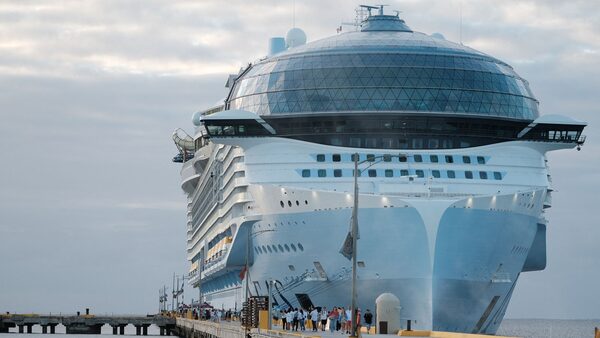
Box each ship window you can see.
[351,154,360,162]
[430,155,439,163]
[477,156,486,164]
[334,169,342,177]
[416,170,424,178]
[288,200,292,207]
[284,244,290,252]
[302,169,310,177]
[254,247,259,254]
[493,172,502,180]
[316,154,325,162]
[298,243,304,251]
[462,156,471,164]
[365,138,377,148]
[305,200,308,205]
[262,245,267,252]
[290,243,297,252]
[368,169,377,177]
[349,137,361,147]
[318,169,326,177]
[332,154,341,162]
[447,170,456,178]
[479,171,488,179]
[267,246,273,253]
[399,155,407,162]
[445,155,454,163]
[296,200,299,206]
[288,265,295,271]
[367,154,375,162]
[400,169,409,176]
[385,169,393,177]
[383,154,392,162]
[414,155,423,162]
[278,244,284,252]
[280,201,284,208]
[465,171,473,179]
[432,170,441,178]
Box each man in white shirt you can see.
[310,308,319,332]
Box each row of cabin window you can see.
[315,153,486,165]
[301,169,502,180]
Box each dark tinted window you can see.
[463,156,471,164]
[432,170,441,178]
[414,155,423,162]
[334,169,342,177]
[400,169,409,176]
[318,169,326,177]
[351,154,360,162]
[383,154,392,162]
[430,155,438,163]
[447,170,456,178]
[316,154,325,162]
[302,169,311,177]
[445,155,454,163]
[367,154,375,162]
[399,155,407,162]
[465,171,473,179]
[416,170,424,178]
[479,171,488,179]
[368,169,377,177]
[477,156,486,164]
[332,154,341,162]
[385,169,393,177]
[493,171,502,180]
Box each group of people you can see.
[274,306,374,334]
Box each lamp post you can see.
[349,153,410,338]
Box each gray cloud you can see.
[0,0,598,318]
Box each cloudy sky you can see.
[0,0,598,319]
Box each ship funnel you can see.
[268,37,286,56]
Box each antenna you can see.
[459,2,463,45]
[293,0,296,27]
[359,5,378,16]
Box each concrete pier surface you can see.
[0,314,175,335]
[174,318,520,338]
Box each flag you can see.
[339,231,353,260]
[239,266,247,280]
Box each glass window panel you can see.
[416,170,424,178]
[316,154,325,162]
[430,155,439,163]
[462,156,471,164]
[332,154,341,162]
[318,169,326,177]
[479,171,488,179]
[493,171,502,180]
[432,170,441,178]
[334,169,342,177]
[302,169,310,178]
[465,171,473,179]
[477,156,486,164]
[368,169,377,177]
[401,169,409,176]
[445,155,454,163]
[447,170,456,178]
[385,169,394,177]
[414,154,423,162]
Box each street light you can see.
[349,152,410,338]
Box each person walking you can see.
[299,309,306,331]
[363,309,373,334]
[310,307,319,332]
[320,307,328,331]
[328,307,338,333]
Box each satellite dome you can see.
[285,28,307,48]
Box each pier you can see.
[0,314,175,335]
[172,318,520,338]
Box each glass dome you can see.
[227,14,539,121]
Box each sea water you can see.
[1,319,599,337]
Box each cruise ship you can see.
[173,7,586,334]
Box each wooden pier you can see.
[0,314,175,335]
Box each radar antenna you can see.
[340,5,372,32]
[359,5,378,16]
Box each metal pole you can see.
[245,226,250,338]
[267,279,273,330]
[172,273,175,312]
[351,153,359,338]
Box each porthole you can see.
[290,243,297,252]
[304,200,308,205]
[280,201,284,208]
[296,200,300,206]
[298,243,304,251]
[288,200,292,207]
